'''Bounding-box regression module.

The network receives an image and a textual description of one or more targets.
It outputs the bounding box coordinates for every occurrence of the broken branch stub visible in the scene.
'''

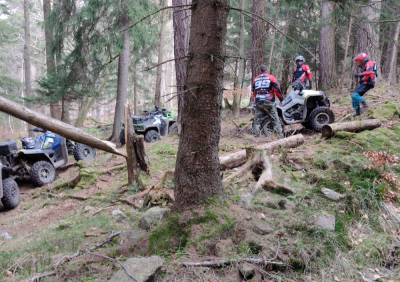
[125,102,139,184]
[0,96,126,157]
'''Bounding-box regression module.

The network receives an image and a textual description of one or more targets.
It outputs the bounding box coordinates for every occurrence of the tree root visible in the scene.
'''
[223,148,293,196]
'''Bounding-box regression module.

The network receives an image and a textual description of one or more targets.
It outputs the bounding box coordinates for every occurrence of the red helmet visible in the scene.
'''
[353,52,368,66]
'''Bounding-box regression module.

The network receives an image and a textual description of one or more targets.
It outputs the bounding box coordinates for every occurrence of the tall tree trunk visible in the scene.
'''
[357,1,381,65]
[173,0,229,211]
[109,0,130,143]
[338,15,353,96]
[251,0,267,82]
[387,21,400,85]
[155,0,168,107]
[318,0,337,89]
[232,0,245,119]
[172,0,191,134]
[267,0,280,71]
[24,0,34,138]
[280,12,296,95]
[43,0,61,120]
[133,63,138,115]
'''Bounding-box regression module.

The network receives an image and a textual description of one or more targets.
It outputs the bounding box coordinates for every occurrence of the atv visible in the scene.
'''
[119,106,176,145]
[0,128,96,188]
[261,81,335,135]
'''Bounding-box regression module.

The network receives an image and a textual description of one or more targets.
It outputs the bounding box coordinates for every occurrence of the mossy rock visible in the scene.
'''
[333,131,356,140]
[369,102,399,122]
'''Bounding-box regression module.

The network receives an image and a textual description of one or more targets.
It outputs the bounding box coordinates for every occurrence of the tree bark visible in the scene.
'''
[219,134,304,170]
[0,96,125,157]
[134,135,150,175]
[232,0,246,119]
[280,12,296,94]
[357,1,381,65]
[321,119,382,138]
[43,0,61,120]
[172,0,191,134]
[338,15,353,96]
[133,63,138,115]
[387,21,400,85]
[267,0,280,71]
[125,103,138,184]
[173,0,230,211]
[251,0,267,82]
[155,0,168,107]
[24,0,35,138]
[109,0,130,143]
[318,0,337,89]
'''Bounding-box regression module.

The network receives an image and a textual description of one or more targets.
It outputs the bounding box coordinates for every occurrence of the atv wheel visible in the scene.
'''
[30,161,56,186]
[73,143,96,162]
[261,118,285,137]
[1,178,20,209]
[144,130,161,143]
[308,107,335,131]
[119,129,126,146]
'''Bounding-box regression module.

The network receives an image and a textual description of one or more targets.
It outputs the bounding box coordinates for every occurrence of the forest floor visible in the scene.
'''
[1,83,400,281]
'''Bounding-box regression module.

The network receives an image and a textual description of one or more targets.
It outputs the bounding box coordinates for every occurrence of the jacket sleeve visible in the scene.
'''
[305,65,312,81]
[270,76,283,101]
[358,64,375,77]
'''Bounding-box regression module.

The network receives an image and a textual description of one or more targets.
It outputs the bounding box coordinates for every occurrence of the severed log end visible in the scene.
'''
[321,125,333,137]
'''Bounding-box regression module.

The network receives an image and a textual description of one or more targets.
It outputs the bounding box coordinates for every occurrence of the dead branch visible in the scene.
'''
[118,198,142,209]
[142,56,190,71]
[230,7,321,64]
[53,231,121,269]
[87,252,138,282]
[100,164,126,173]
[122,4,193,31]
[321,119,382,138]
[155,169,175,188]
[180,258,285,268]
[22,271,56,282]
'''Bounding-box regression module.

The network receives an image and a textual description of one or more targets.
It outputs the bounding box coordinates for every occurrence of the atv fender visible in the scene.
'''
[0,165,3,199]
[18,137,68,169]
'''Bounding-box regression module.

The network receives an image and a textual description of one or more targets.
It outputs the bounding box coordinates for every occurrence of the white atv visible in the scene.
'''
[262,81,335,135]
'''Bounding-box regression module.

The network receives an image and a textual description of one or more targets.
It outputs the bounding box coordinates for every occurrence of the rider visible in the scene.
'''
[351,52,377,117]
[252,65,284,138]
[292,55,312,89]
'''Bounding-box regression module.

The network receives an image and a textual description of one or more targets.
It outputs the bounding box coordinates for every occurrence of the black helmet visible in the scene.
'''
[295,55,305,67]
[21,137,36,149]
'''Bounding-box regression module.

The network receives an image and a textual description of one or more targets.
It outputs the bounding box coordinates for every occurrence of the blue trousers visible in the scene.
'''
[351,84,373,110]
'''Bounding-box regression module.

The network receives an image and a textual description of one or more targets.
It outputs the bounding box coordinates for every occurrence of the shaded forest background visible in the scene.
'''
[0,0,399,139]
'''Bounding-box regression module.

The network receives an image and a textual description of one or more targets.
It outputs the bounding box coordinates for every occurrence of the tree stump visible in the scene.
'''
[223,148,294,196]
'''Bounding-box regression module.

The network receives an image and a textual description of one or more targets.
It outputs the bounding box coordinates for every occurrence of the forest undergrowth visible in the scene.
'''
[1,84,400,281]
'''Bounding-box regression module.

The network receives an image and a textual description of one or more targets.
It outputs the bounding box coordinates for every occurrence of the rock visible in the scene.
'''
[108,256,164,282]
[239,263,255,279]
[265,201,279,209]
[239,194,253,208]
[321,188,344,201]
[1,232,12,240]
[84,206,94,212]
[245,216,252,221]
[315,212,336,231]
[119,230,147,245]
[138,207,170,230]
[252,223,274,235]
[112,210,124,216]
[278,199,294,210]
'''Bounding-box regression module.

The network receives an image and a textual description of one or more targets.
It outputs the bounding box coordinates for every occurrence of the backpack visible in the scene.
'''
[373,62,378,78]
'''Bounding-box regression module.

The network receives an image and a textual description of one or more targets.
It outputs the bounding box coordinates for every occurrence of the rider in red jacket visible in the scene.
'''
[351,52,377,117]
[292,55,312,89]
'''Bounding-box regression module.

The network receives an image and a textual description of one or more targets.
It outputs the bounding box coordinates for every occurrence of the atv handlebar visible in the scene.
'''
[29,128,47,133]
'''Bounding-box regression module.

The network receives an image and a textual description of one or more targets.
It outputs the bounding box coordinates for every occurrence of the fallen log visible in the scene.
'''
[0,96,126,157]
[321,119,382,138]
[219,134,304,170]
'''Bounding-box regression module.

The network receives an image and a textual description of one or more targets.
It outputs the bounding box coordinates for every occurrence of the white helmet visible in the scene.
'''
[295,55,305,63]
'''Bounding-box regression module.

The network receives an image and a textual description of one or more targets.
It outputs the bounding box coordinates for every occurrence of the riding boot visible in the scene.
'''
[353,108,361,117]
[361,101,370,112]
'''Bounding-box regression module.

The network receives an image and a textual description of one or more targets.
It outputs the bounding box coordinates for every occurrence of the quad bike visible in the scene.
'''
[261,80,335,135]
[0,128,96,189]
[119,106,177,145]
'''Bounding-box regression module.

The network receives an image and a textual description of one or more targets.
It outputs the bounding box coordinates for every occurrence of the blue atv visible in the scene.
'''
[0,128,96,209]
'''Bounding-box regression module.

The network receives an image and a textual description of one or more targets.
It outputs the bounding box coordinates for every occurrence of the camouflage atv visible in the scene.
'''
[120,106,176,145]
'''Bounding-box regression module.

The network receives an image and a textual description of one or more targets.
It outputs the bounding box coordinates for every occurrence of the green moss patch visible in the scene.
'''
[369,102,399,121]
